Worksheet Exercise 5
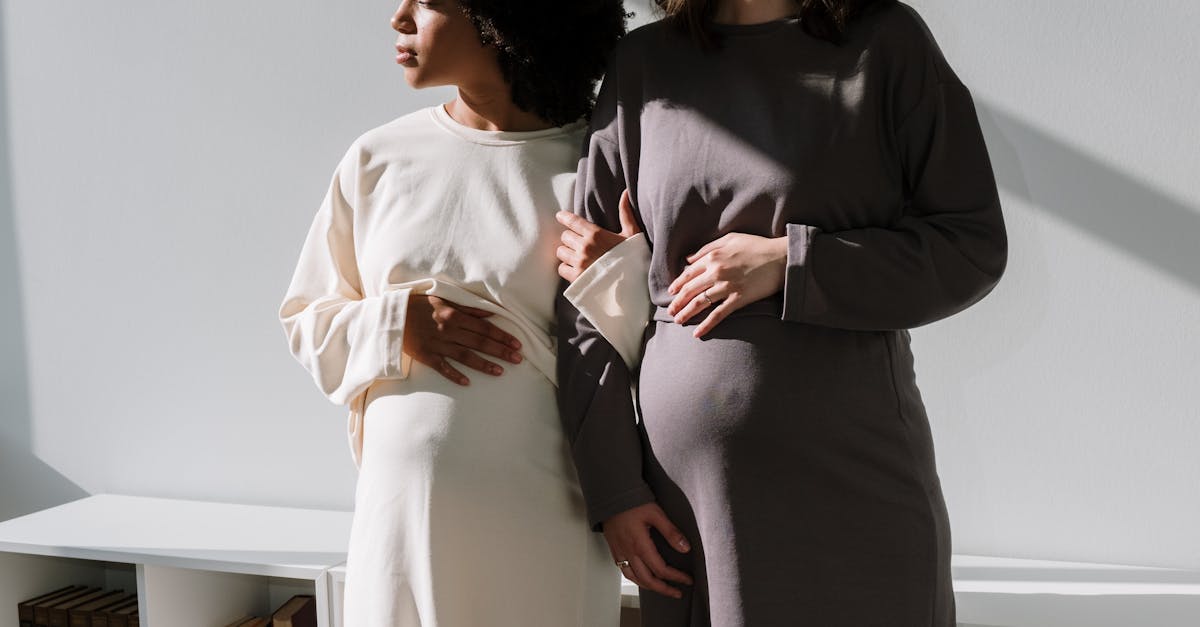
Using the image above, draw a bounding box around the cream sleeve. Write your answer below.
[278,147,413,421]
[562,233,652,370]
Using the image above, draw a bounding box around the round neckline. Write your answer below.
[430,103,585,146]
[708,14,801,36]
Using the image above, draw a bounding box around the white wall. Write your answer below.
[0,0,455,515]
[906,0,1200,570]
[2,0,1197,572]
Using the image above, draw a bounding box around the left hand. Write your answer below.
[667,233,789,338]
[555,189,641,282]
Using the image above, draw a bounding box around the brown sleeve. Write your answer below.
[782,27,1008,330]
[555,67,655,531]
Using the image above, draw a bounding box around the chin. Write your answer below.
[402,68,424,88]
[404,69,444,90]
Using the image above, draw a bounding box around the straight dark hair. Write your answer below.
[654,0,890,46]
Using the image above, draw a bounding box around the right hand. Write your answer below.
[603,502,694,599]
[402,294,524,386]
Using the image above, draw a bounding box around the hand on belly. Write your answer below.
[403,294,525,385]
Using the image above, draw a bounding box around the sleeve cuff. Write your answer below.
[380,287,413,379]
[586,482,657,532]
[562,233,652,370]
[781,224,821,322]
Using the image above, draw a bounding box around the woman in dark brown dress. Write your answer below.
[555,0,1008,625]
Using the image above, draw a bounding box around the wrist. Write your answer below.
[771,235,789,266]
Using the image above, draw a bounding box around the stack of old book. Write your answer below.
[16,586,315,627]
[16,585,138,627]
[222,594,317,627]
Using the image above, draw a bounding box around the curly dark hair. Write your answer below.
[654,0,891,46]
[457,0,631,126]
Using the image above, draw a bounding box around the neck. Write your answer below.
[713,0,798,24]
[445,85,554,133]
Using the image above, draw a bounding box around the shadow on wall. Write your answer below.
[977,100,1200,293]
[0,4,87,522]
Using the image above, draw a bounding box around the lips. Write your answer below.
[395,44,417,64]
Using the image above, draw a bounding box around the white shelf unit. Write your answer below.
[0,494,352,627]
[5,495,1199,626]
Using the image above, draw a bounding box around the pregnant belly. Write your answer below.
[359,355,575,491]
[637,316,911,482]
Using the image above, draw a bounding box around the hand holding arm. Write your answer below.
[555,189,641,282]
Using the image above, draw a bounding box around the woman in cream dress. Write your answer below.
[277,1,639,625]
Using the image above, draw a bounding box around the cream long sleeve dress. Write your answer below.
[278,104,650,627]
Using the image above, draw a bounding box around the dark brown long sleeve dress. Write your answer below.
[555,3,1008,625]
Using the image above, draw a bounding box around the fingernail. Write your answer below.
[511,352,523,363]
[511,339,521,349]
[679,539,690,551]
[492,366,503,375]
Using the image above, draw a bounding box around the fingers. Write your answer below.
[557,205,631,274]
[667,259,707,298]
[685,235,726,264]
[418,297,523,378]
[669,268,721,320]
[692,292,741,338]
[557,262,581,283]
[448,345,505,376]
[615,558,671,602]
[560,228,585,250]
[446,311,523,368]
[456,317,523,357]
[627,508,693,595]
[417,354,469,386]
[454,328,523,366]
[617,189,641,238]
[647,508,692,554]
[556,232,606,274]
[628,556,683,600]
[617,561,636,584]
[671,281,726,325]
[638,544,694,587]
[554,210,596,237]
[604,504,693,600]
[556,244,586,271]
[446,303,523,352]
[436,358,470,385]
[409,345,477,386]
